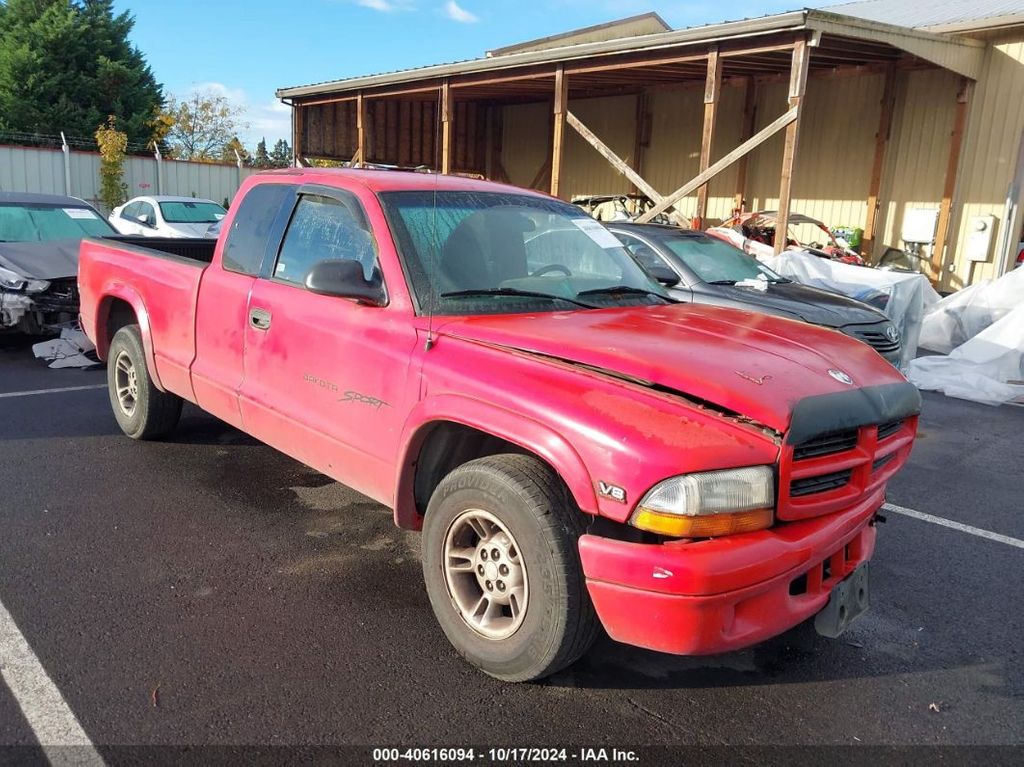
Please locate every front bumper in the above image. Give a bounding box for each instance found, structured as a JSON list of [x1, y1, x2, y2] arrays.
[[578, 487, 883, 656]]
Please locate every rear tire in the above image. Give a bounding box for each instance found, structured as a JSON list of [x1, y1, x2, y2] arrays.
[[422, 454, 599, 682], [107, 324, 182, 440]]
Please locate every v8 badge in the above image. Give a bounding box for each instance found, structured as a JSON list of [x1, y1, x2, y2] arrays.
[[597, 481, 627, 504]]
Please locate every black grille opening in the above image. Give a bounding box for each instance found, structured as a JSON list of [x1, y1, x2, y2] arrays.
[[852, 329, 900, 353], [877, 419, 903, 441], [872, 453, 895, 473], [790, 469, 852, 497], [789, 572, 809, 596], [793, 430, 859, 460]]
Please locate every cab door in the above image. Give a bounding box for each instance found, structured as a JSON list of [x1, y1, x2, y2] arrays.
[[238, 186, 418, 505], [191, 182, 297, 427]]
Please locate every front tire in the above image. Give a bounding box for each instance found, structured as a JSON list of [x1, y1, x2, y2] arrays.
[[107, 325, 182, 440], [422, 454, 598, 682]]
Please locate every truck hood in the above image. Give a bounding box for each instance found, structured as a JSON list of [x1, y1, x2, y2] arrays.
[[439, 304, 907, 434], [689, 281, 887, 328]]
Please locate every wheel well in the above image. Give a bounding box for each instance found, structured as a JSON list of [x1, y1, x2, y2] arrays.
[[102, 298, 137, 355], [412, 422, 533, 521]]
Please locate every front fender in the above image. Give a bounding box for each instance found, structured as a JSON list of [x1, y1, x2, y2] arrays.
[[93, 284, 165, 392], [393, 393, 599, 530]]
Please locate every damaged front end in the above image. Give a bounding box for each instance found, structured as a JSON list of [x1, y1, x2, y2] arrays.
[[0, 268, 79, 335]]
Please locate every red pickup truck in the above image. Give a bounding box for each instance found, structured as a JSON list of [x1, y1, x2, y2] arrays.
[[79, 169, 919, 682]]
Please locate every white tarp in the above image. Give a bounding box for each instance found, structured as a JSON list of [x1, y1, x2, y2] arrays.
[[750, 250, 940, 368], [907, 305, 1024, 406], [32, 326, 99, 369], [918, 266, 1024, 353]]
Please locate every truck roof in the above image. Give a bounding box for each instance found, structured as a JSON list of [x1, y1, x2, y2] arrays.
[[255, 167, 550, 197]]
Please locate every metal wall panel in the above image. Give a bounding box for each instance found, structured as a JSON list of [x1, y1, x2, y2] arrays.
[[502, 101, 551, 190], [0, 145, 65, 196], [948, 37, 1024, 284], [744, 72, 884, 235], [642, 82, 745, 223], [875, 68, 959, 276], [1, 145, 255, 213], [563, 94, 638, 199]]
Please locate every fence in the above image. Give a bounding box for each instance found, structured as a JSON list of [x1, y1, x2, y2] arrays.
[[0, 142, 259, 213]]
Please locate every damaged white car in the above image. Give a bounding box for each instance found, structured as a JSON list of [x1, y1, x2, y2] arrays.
[[0, 192, 117, 335]]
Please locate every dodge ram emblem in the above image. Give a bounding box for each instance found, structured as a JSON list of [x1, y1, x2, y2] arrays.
[[828, 368, 854, 385]]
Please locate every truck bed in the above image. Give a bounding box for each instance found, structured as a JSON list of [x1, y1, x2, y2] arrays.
[[103, 236, 217, 265], [78, 236, 212, 400]]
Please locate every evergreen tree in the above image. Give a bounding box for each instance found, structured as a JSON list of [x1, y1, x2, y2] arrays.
[[270, 138, 293, 168], [0, 0, 164, 146], [252, 138, 271, 168], [220, 136, 250, 165]]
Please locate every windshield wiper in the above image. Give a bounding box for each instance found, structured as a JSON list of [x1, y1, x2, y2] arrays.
[[707, 279, 738, 285], [440, 287, 596, 309], [576, 285, 669, 300]]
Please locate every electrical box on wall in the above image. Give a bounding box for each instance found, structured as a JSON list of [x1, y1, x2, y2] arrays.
[[965, 215, 997, 262]]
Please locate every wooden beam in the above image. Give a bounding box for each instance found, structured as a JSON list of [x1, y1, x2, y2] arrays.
[[355, 92, 366, 167], [931, 78, 972, 284], [695, 48, 722, 223], [551, 65, 568, 197], [631, 91, 650, 195], [774, 38, 810, 255], [440, 79, 453, 174], [293, 105, 304, 167], [861, 65, 897, 258], [636, 106, 798, 223], [530, 157, 552, 191], [733, 77, 757, 213]]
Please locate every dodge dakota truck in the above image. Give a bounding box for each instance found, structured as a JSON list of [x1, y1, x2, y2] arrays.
[[79, 169, 920, 682]]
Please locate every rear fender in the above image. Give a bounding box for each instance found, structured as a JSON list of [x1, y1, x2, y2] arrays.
[[95, 285, 165, 392], [393, 394, 598, 530]]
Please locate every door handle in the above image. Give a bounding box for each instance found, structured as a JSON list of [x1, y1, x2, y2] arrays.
[[249, 307, 272, 331]]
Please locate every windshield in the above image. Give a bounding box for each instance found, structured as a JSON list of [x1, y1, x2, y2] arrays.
[[0, 203, 116, 242], [159, 201, 226, 224], [656, 233, 785, 284], [380, 190, 669, 315]]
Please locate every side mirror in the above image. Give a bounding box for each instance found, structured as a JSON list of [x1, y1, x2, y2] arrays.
[[136, 213, 153, 227], [647, 264, 681, 287], [304, 259, 386, 306]]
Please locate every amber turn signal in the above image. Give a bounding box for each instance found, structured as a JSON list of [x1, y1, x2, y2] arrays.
[[631, 507, 773, 538]]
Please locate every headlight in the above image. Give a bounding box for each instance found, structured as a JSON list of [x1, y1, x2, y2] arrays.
[[630, 466, 775, 538], [0, 265, 27, 291]]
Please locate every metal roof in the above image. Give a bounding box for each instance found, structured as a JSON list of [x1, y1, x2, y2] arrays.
[[277, 9, 985, 100], [821, 0, 1024, 31]]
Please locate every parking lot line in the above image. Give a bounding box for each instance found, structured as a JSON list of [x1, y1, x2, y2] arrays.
[[883, 501, 1024, 550], [0, 385, 106, 400], [0, 598, 103, 763]]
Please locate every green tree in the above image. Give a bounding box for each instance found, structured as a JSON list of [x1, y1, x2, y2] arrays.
[[159, 90, 247, 161], [220, 136, 250, 165], [95, 115, 127, 212], [252, 138, 271, 169], [0, 0, 163, 145], [270, 138, 293, 168]]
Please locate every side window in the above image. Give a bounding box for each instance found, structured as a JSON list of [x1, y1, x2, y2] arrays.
[[121, 202, 139, 220], [274, 194, 377, 286], [138, 202, 156, 226], [617, 233, 665, 272], [221, 183, 294, 276]]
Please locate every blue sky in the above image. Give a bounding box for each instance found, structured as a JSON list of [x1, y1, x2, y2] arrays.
[[115, 1, 803, 148]]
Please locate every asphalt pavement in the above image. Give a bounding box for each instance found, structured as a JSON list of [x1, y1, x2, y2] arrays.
[[1, 336, 1022, 763]]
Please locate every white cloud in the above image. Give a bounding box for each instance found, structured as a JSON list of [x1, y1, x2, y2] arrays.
[[443, 0, 478, 23], [354, 0, 414, 11]]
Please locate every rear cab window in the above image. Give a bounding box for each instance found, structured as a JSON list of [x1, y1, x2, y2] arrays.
[[221, 183, 296, 276]]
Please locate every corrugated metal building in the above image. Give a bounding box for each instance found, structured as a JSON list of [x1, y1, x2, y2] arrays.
[[277, 2, 1024, 290]]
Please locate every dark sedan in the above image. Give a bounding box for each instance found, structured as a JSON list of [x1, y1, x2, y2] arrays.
[[0, 191, 117, 334], [609, 223, 901, 365]]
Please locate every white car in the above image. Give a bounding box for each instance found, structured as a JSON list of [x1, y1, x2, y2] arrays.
[[109, 196, 226, 239]]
